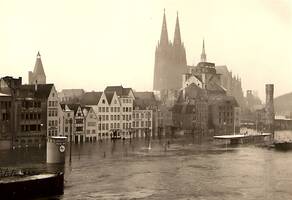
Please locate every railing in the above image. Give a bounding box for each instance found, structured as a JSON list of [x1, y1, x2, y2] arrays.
[[0, 168, 36, 178]]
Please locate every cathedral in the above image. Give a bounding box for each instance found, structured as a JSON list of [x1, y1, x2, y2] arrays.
[[153, 10, 187, 91], [153, 10, 246, 109]]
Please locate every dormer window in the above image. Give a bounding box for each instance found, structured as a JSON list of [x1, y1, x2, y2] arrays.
[[102, 99, 105, 104]]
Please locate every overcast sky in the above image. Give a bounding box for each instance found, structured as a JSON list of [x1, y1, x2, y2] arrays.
[[1, 0, 291, 100]]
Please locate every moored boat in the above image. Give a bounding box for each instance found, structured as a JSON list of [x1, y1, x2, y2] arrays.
[[274, 141, 292, 151], [0, 170, 64, 199]]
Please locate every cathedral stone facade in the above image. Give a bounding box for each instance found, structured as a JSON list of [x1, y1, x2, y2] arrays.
[[153, 11, 187, 91]]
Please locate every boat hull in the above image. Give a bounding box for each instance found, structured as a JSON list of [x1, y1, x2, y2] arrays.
[[274, 142, 292, 151], [0, 173, 64, 199]]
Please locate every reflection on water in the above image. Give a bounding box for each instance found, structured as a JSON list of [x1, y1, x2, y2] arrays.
[[1, 131, 292, 200]]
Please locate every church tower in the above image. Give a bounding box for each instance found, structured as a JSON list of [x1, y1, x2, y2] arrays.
[[153, 10, 187, 91], [200, 39, 207, 62], [28, 51, 46, 84], [153, 9, 172, 91]]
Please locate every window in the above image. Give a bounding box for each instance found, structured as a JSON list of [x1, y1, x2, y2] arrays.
[[65, 127, 68, 133], [76, 127, 83, 132], [102, 99, 105, 104], [102, 107, 105, 112], [141, 121, 144, 127], [106, 107, 109, 112], [110, 107, 113, 112]]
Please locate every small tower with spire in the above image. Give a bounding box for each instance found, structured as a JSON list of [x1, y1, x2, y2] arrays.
[[200, 39, 207, 62], [28, 51, 46, 85]]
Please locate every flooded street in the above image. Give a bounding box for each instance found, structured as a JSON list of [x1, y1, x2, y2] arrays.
[[1, 132, 292, 200]]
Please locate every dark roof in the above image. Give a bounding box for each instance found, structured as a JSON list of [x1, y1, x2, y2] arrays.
[[18, 84, 53, 99], [67, 104, 82, 115], [105, 86, 132, 97], [104, 91, 115, 104], [80, 92, 102, 105], [60, 103, 66, 110], [133, 92, 158, 109]]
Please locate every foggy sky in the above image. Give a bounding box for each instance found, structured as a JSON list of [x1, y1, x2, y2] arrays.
[[1, 0, 291, 101]]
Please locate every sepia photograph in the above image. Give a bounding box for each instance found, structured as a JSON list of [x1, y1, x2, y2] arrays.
[[0, 0, 292, 199]]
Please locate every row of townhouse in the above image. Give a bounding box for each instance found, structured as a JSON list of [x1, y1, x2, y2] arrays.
[[58, 86, 157, 143]]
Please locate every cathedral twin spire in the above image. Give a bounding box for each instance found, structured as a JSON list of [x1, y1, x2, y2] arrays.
[[159, 9, 182, 47]]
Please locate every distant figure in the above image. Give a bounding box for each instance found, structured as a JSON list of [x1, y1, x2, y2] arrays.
[[103, 152, 106, 158], [167, 140, 170, 148]]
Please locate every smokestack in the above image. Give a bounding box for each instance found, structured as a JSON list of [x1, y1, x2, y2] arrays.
[[265, 84, 274, 136]]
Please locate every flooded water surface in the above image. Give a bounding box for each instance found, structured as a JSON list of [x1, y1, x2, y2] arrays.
[[1, 131, 292, 200]]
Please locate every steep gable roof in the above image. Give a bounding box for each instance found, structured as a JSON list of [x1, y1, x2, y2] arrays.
[[104, 91, 115, 104], [67, 104, 82, 115]]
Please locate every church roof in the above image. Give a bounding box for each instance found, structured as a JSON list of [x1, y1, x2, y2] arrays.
[[33, 52, 46, 77]]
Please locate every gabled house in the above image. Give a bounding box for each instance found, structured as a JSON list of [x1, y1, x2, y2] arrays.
[[83, 107, 98, 142]]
